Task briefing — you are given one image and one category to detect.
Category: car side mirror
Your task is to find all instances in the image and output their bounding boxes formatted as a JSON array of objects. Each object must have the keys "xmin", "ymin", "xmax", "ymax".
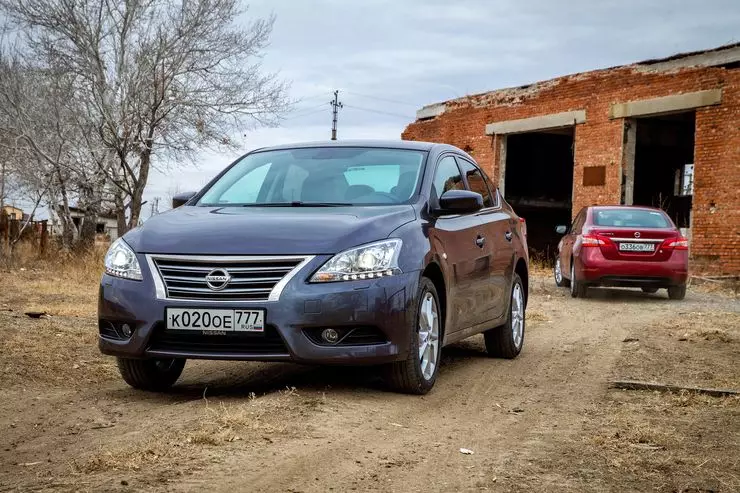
[
  {"xmin": 172, "ymin": 191, "xmax": 197, "ymax": 209},
  {"xmin": 438, "ymin": 190, "xmax": 483, "ymax": 215},
  {"xmin": 555, "ymin": 225, "xmax": 568, "ymax": 235}
]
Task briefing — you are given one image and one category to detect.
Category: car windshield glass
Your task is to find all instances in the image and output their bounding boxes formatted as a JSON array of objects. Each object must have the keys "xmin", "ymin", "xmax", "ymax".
[
  {"xmin": 197, "ymin": 147, "xmax": 426, "ymax": 206},
  {"xmin": 594, "ymin": 209, "xmax": 670, "ymax": 228}
]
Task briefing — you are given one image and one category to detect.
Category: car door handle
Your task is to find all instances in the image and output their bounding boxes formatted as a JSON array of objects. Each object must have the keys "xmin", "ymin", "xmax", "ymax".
[
  {"xmin": 505, "ymin": 231, "xmax": 513, "ymax": 242},
  {"xmin": 475, "ymin": 235, "xmax": 486, "ymax": 248}
]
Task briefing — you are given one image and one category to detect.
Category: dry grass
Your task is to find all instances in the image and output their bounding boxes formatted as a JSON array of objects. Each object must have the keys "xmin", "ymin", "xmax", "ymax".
[
  {"xmin": 526, "ymin": 309, "xmax": 550, "ymax": 323},
  {"xmin": 527, "ymin": 256, "xmax": 552, "ymax": 277},
  {"xmin": 570, "ymin": 309, "xmax": 740, "ymax": 491},
  {"xmin": 1, "ymin": 245, "xmax": 104, "ymax": 317},
  {"xmin": 572, "ymin": 392, "xmax": 740, "ymax": 492},
  {"xmin": 691, "ymin": 276, "xmax": 740, "ymax": 298},
  {"xmin": 0, "ymin": 246, "xmax": 112, "ymax": 387},
  {"xmin": 73, "ymin": 436, "xmax": 185, "ymax": 474},
  {"xmin": 73, "ymin": 390, "xmax": 319, "ymax": 475},
  {"xmin": 519, "ymin": 343, "xmax": 740, "ymax": 492},
  {"xmin": 651, "ymin": 311, "xmax": 740, "ymax": 343},
  {"xmin": 618, "ymin": 311, "xmax": 740, "ymax": 389},
  {"xmin": 0, "ymin": 313, "xmax": 118, "ymax": 387},
  {"xmin": 184, "ymin": 399, "xmax": 288, "ymax": 445}
]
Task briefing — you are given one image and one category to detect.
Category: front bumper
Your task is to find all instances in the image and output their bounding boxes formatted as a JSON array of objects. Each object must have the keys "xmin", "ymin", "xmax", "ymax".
[
  {"xmin": 577, "ymin": 248, "xmax": 688, "ymax": 287},
  {"xmin": 98, "ymin": 255, "xmax": 419, "ymax": 365}
]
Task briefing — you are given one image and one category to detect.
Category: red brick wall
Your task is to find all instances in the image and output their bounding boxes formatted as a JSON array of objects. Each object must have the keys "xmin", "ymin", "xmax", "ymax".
[{"xmin": 402, "ymin": 64, "xmax": 740, "ymax": 275}]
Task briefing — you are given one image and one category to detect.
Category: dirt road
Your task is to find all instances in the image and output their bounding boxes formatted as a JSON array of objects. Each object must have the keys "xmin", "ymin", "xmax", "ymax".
[{"xmin": 1, "ymin": 271, "xmax": 738, "ymax": 492}]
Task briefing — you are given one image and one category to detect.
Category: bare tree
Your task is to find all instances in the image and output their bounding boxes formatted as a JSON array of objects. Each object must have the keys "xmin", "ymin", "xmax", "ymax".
[
  {"xmin": 0, "ymin": 46, "xmax": 100, "ymax": 248},
  {"xmin": 1, "ymin": 0, "xmax": 290, "ymax": 233},
  {"xmin": 0, "ymin": 154, "xmax": 11, "ymax": 209}
]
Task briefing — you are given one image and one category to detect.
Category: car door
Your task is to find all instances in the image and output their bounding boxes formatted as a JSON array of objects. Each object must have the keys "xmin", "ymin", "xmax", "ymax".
[
  {"xmin": 455, "ymin": 156, "xmax": 513, "ymax": 322},
  {"xmin": 561, "ymin": 208, "xmax": 586, "ymax": 277},
  {"xmin": 428, "ymin": 154, "xmax": 490, "ymax": 332}
]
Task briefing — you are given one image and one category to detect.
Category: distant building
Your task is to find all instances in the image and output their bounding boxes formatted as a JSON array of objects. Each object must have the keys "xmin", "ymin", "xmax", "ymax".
[
  {"xmin": 50, "ymin": 206, "xmax": 119, "ymax": 241},
  {"xmin": 403, "ymin": 43, "xmax": 740, "ymax": 275},
  {"xmin": 1, "ymin": 204, "xmax": 32, "ymax": 222}
]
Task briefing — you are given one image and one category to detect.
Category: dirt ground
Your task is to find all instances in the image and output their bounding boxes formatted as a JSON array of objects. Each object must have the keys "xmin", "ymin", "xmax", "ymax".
[{"xmin": 1, "ymin": 267, "xmax": 738, "ymax": 492}]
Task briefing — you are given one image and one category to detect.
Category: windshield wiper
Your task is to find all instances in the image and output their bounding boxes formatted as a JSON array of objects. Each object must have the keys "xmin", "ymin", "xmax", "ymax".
[{"xmin": 240, "ymin": 201, "xmax": 352, "ymax": 207}]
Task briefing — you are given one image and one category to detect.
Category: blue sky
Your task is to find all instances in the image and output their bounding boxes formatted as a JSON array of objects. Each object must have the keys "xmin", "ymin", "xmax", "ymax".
[{"xmin": 144, "ymin": 0, "xmax": 740, "ymax": 214}]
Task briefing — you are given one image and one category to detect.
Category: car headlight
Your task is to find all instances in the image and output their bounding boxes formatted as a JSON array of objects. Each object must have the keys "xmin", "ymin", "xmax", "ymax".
[
  {"xmin": 310, "ymin": 239, "xmax": 402, "ymax": 282},
  {"xmin": 104, "ymin": 238, "xmax": 143, "ymax": 280}
]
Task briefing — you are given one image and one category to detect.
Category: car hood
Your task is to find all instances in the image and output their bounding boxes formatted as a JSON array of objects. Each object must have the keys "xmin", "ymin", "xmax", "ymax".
[{"xmin": 124, "ymin": 205, "xmax": 416, "ymax": 255}]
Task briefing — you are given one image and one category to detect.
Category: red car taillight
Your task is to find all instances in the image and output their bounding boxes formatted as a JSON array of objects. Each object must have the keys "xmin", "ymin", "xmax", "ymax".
[
  {"xmin": 581, "ymin": 234, "xmax": 606, "ymax": 247},
  {"xmin": 664, "ymin": 237, "xmax": 689, "ymax": 250},
  {"xmin": 519, "ymin": 217, "xmax": 527, "ymax": 237}
]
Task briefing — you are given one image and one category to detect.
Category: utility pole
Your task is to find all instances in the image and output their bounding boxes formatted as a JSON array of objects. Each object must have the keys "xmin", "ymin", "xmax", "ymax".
[{"xmin": 330, "ymin": 90, "xmax": 343, "ymax": 140}]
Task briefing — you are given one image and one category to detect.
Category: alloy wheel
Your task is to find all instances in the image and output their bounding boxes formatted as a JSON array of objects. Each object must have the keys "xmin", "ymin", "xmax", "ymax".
[
  {"xmin": 418, "ymin": 292, "xmax": 440, "ymax": 381},
  {"xmin": 511, "ymin": 282, "xmax": 524, "ymax": 349},
  {"xmin": 555, "ymin": 259, "xmax": 563, "ymax": 284}
]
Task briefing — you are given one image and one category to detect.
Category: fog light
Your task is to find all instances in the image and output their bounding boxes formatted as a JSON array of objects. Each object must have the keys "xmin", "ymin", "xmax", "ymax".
[
  {"xmin": 321, "ymin": 328, "xmax": 339, "ymax": 344},
  {"xmin": 121, "ymin": 323, "xmax": 132, "ymax": 337}
]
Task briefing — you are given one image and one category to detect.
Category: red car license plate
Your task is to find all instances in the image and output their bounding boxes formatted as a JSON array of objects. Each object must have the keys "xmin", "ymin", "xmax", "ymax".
[{"xmin": 618, "ymin": 242, "xmax": 655, "ymax": 252}]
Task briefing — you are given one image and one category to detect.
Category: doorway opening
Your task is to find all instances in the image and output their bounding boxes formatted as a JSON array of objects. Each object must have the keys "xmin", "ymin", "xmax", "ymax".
[
  {"xmin": 504, "ymin": 127, "xmax": 575, "ymax": 258},
  {"xmin": 632, "ymin": 112, "xmax": 695, "ymax": 231}
]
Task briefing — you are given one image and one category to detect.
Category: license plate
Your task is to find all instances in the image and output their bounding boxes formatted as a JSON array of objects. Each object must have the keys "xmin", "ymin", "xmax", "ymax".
[
  {"xmin": 165, "ymin": 308, "xmax": 264, "ymax": 332},
  {"xmin": 619, "ymin": 242, "xmax": 655, "ymax": 252}
]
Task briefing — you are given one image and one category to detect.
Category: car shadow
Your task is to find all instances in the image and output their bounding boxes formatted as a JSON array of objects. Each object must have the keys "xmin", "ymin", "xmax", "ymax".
[
  {"xmin": 439, "ymin": 338, "xmax": 488, "ymax": 365},
  {"xmin": 102, "ymin": 340, "xmax": 492, "ymax": 402},
  {"xmin": 582, "ymin": 287, "xmax": 672, "ymax": 303},
  {"xmin": 101, "ymin": 362, "xmax": 387, "ymax": 402},
  {"xmin": 182, "ymin": 363, "xmax": 387, "ymax": 397}
]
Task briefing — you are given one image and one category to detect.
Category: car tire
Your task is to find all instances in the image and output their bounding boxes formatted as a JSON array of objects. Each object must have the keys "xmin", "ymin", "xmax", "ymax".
[
  {"xmin": 117, "ymin": 357, "xmax": 186, "ymax": 391},
  {"xmin": 667, "ymin": 285, "xmax": 687, "ymax": 300},
  {"xmin": 484, "ymin": 273, "xmax": 525, "ymax": 359},
  {"xmin": 554, "ymin": 257, "xmax": 570, "ymax": 288},
  {"xmin": 569, "ymin": 259, "xmax": 588, "ymax": 298},
  {"xmin": 641, "ymin": 287, "xmax": 659, "ymax": 294},
  {"xmin": 384, "ymin": 277, "xmax": 442, "ymax": 395}
]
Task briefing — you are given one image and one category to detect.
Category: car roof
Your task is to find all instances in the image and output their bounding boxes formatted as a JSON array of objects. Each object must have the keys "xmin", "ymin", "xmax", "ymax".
[
  {"xmin": 251, "ymin": 139, "xmax": 441, "ymax": 153},
  {"xmin": 589, "ymin": 205, "xmax": 666, "ymax": 213}
]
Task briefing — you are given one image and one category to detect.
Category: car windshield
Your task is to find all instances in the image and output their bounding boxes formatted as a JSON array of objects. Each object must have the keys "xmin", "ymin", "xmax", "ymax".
[
  {"xmin": 197, "ymin": 147, "xmax": 426, "ymax": 206},
  {"xmin": 593, "ymin": 209, "xmax": 671, "ymax": 228}
]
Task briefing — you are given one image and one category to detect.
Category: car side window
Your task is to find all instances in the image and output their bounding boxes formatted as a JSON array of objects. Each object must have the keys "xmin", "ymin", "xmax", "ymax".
[
  {"xmin": 480, "ymin": 171, "xmax": 500, "ymax": 208},
  {"xmin": 456, "ymin": 157, "xmax": 493, "ymax": 208},
  {"xmin": 432, "ymin": 156, "xmax": 464, "ymax": 204}
]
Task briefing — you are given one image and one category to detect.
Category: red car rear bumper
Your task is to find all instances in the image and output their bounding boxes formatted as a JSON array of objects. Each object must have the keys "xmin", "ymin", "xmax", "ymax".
[{"xmin": 577, "ymin": 248, "xmax": 688, "ymax": 287}]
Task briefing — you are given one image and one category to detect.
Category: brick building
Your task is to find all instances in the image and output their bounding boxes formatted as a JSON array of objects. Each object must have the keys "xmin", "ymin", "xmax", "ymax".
[{"xmin": 402, "ymin": 44, "xmax": 740, "ymax": 275}]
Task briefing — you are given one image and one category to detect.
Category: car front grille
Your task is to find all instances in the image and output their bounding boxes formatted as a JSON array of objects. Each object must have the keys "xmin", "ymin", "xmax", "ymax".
[{"xmin": 148, "ymin": 255, "xmax": 311, "ymax": 302}]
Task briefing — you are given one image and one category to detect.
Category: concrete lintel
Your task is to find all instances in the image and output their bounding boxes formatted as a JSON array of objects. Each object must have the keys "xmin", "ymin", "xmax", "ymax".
[
  {"xmin": 485, "ymin": 110, "xmax": 586, "ymax": 135},
  {"xmin": 416, "ymin": 103, "xmax": 447, "ymax": 120},
  {"xmin": 609, "ymin": 89, "xmax": 722, "ymax": 119}
]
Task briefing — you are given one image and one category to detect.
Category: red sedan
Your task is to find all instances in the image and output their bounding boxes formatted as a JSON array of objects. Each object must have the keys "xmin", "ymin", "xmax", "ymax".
[{"xmin": 553, "ymin": 206, "xmax": 689, "ymax": 299}]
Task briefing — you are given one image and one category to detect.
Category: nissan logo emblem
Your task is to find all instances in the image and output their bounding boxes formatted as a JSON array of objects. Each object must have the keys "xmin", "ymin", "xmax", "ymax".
[
  {"xmin": 634, "ymin": 232, "xmax": 641, "ymax": 238},
  {"xmin": 205, "ymin": 269, "xmax": 231, "ymax": 291}
]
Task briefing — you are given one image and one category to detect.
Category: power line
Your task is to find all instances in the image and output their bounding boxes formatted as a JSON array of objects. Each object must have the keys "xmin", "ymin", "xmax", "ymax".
[
  {"xmin": 281, "ymin": 107, "xmax": 327, "ymax": 121},
  {"xmin": 343, "ymin": 104, "xmax": 413, "ymax": 120},
  {"xmin": 295, "ymin": 91, "xmax": 334, "ymax": 103},
  {"xmin": 287, "ymin": 102, "xmax": 327, "ymax": 117},
  {"xmin": 343, "ymin": 91, "xmax": 420, "ymax": 107}
]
